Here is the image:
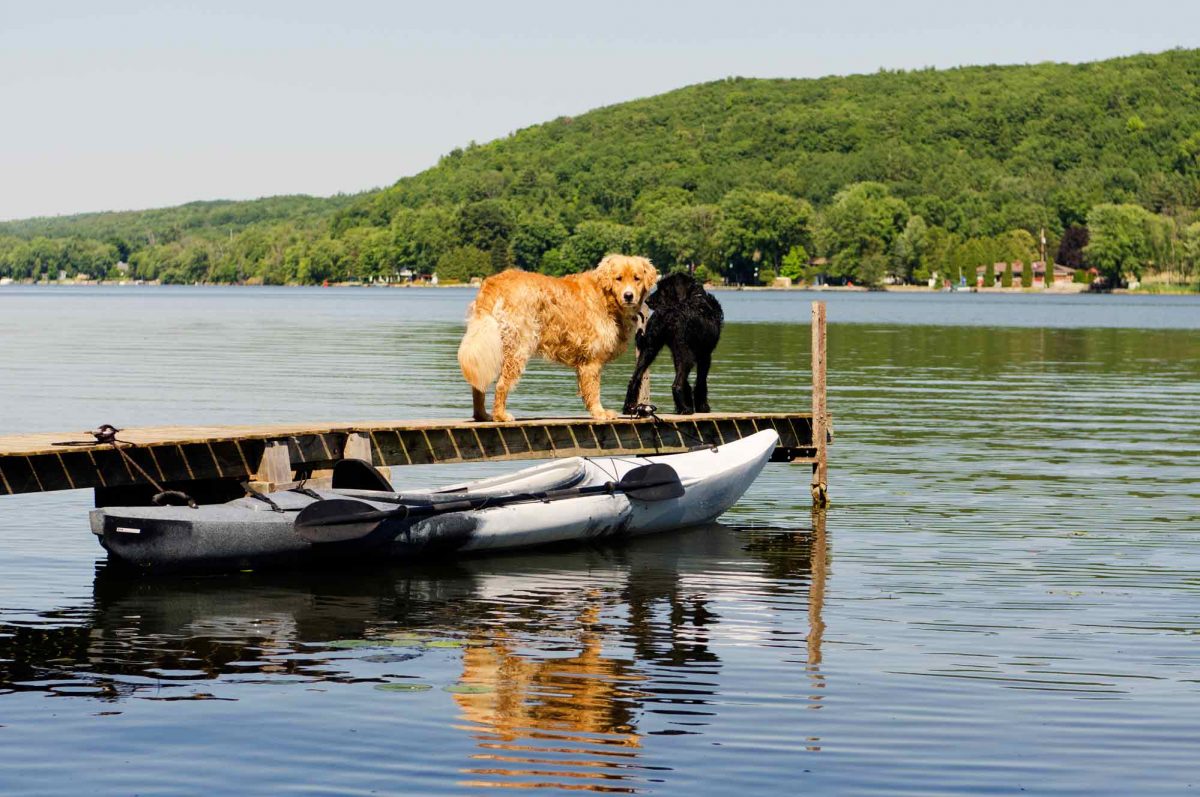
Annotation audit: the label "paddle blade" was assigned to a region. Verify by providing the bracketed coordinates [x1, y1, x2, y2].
[617, 463, 684, 501]
[295, 498, 389, 543]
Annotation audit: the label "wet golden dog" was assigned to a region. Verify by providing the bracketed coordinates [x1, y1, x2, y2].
[458, 255, 658, 422]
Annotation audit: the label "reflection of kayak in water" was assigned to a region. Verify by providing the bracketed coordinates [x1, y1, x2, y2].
[89, 430, 778, 572]
[1, 518, 819, 702]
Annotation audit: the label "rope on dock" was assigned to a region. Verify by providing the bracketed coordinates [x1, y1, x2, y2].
[52, 424, 198, 508]
[626, 404, 718, 452]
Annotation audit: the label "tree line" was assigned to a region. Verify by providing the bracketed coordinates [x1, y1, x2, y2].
[3, 48, 1199, 288]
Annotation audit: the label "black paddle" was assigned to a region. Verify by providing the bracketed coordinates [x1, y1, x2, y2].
[294, 462, 685, 544]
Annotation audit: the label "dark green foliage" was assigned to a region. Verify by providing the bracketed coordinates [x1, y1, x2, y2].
[435, 246, 491, 282]
[3, 49, 1200, 285]
[456, 200, 515, 250]
[1084, 203, 1162, 281]
[1057, 225, 1089, 269]
[555, 221, 635, 275]
[489, 242, 512, 273]
[816, 182, 907, 284]
[718, 189, 813, 283]
[510, 215, 568, 270]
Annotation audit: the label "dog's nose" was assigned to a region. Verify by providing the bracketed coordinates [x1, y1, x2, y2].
[623, 291, 635, 303]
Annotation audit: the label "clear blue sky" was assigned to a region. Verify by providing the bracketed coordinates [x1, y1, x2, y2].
[2, 0, 1197, 221]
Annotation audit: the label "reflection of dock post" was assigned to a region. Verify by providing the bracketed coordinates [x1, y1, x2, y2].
[807, 507, 827, 672]
[810, 301, 829, 506]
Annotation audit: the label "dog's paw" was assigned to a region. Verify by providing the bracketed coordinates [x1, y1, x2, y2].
[591, 408, 619, 420]
[673, 405, 695, 415]
[696, 404, 711, 414]
[493, 410, 515, 423]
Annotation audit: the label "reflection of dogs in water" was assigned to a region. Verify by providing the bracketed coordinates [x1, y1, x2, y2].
[623, 272, 723, 415]
[458, 255, 658, 422]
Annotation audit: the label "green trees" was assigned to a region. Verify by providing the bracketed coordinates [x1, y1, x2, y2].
[510, 215, 567, 271]
[815, 183, 908, 285]
[1182, 222, 1200, 285]
[1084, 203, 1159, 282]
[717, 189, 813, 284]
[390, 207, 455, 270]
[780, 245, 811, 282]
[893, 216, 929, 283]
[435, 246, 491, 282]
[552, 221, 636, 275]
[637, 202, 722, 274]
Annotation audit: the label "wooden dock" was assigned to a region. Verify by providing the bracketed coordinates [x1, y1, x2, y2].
[0, 302, 831, 507]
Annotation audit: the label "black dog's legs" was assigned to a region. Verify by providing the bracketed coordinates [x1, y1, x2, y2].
[623, 332, 666, 414]
[671, 350, 696, 414]
[694, 350, 712, 413]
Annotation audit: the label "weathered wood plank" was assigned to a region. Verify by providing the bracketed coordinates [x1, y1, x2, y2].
[810, 301, 830, 506]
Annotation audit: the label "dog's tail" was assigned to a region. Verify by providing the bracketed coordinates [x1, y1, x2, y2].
[457, 308, 503, 391]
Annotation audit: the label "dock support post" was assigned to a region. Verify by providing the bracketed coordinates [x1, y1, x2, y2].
[341, 431, 392, 485]
[343, 432, 372, 462]
[810, 301, 829, 506]
[249, 439, 292, 492]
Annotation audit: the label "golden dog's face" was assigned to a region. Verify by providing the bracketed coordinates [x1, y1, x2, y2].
[595, 255, 658, 311]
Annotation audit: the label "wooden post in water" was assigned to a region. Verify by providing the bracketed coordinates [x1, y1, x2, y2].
[810, 301, 829, 506]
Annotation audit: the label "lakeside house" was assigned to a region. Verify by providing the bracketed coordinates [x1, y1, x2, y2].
[975, 261, 1077, 287]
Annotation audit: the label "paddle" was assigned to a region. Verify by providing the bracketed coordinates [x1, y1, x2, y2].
[294, 462, 685, 544]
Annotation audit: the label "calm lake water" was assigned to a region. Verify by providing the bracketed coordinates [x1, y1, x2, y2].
[1, 286, 1198, 795]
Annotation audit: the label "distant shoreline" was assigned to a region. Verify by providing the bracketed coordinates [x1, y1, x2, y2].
[1, 279, 1194, 296]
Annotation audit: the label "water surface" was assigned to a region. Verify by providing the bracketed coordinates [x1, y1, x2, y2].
[0, 286, 1197, 795]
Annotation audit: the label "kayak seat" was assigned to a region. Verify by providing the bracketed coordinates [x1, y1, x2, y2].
[332, 458, 395, 492]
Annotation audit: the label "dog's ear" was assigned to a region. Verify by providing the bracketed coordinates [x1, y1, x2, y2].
[646, 289, 663, 310]
[592, 254, 618, 290]
[640, 258, 658, 289]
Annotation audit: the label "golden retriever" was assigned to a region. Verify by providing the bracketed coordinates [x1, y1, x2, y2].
[458, 255, 658, 422]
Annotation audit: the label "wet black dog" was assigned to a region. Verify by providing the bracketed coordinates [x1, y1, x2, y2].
[623, 272, 724, 415]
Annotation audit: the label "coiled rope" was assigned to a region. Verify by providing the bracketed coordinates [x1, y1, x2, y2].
[624, 403, 717, 452]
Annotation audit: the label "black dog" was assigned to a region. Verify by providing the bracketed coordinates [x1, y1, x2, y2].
[623, 272, 724, 415]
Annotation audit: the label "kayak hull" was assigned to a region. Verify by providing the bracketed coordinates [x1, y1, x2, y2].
[90, 429, 778, 572]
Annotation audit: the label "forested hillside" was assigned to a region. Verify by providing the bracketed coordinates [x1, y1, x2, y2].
[3, 48, 1199, 286]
